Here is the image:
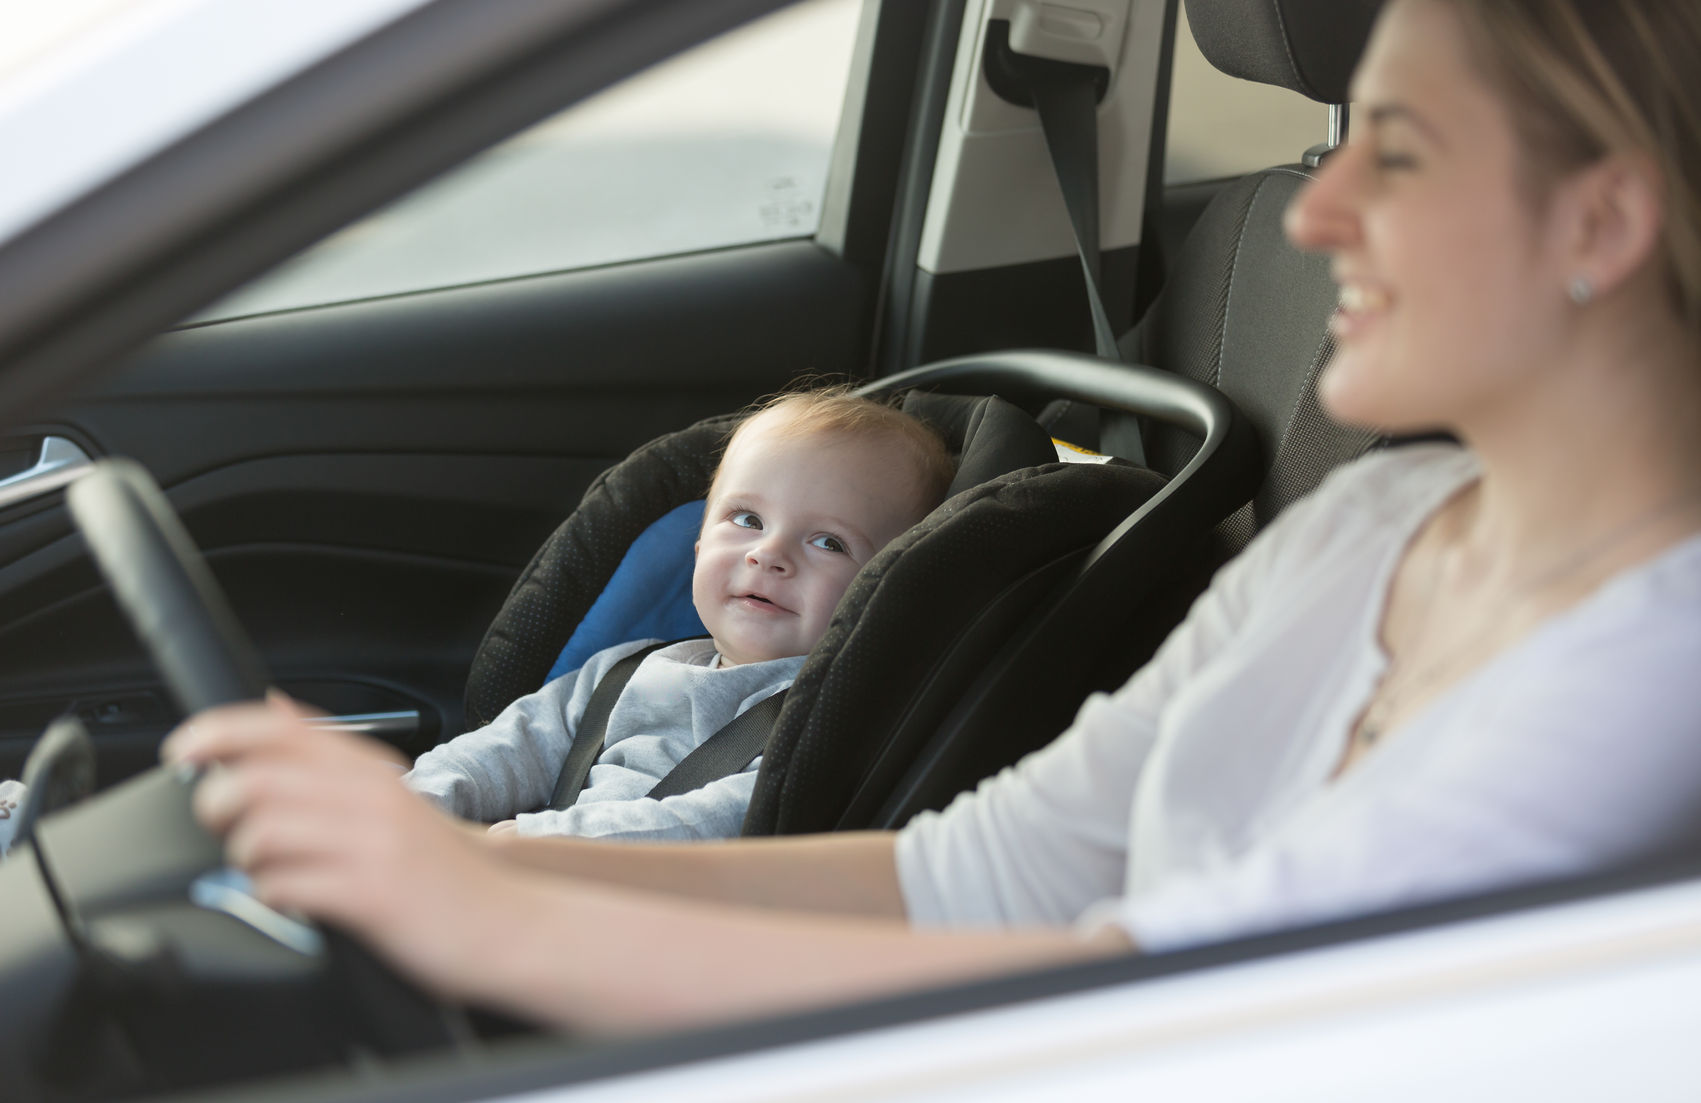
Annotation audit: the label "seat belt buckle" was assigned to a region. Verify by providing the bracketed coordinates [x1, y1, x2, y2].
[983, 4, 1125, 112]
[1009, 0, 1129, 72]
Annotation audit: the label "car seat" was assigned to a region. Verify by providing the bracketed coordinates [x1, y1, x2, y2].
[462, 360, 1258, 819]
[763, 0, 1391, 833]
[1134, 0, 1387, 553]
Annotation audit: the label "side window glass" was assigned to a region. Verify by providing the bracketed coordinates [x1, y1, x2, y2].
[1163, 3, 1328, 184]
[199, 0, 863, 321]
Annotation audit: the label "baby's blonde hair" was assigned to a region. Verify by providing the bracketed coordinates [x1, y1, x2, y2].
[716, 385, 955, 514]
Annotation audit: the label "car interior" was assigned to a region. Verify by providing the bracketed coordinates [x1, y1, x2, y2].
[12, 0, 1652, 1099]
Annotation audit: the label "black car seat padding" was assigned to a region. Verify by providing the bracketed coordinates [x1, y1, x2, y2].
[745, 456, 1165, 836]
[465, 413, 739, 729]
[903, 388, 1059, 496]
[464, 393, 1072, 731]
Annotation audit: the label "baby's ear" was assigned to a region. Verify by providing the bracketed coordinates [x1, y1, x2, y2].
[694, 539, 701, 559]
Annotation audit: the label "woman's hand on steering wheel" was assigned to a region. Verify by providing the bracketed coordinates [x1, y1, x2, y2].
[161, 697, 522, 1003]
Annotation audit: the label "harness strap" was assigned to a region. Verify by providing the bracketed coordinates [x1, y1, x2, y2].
[546, 641, 668, 810]
[547, 642, 790, 810]
[644, 688, 788, 801]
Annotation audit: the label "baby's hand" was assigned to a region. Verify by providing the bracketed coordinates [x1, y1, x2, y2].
[0, 778, 25, 858]
[487, 820, 518, 836]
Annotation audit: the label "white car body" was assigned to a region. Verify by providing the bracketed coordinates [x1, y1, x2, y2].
[1, 2, 1698, 1100]
[0, 0, 427, 245]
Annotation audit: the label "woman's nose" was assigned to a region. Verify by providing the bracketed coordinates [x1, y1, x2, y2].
[1283, 141, 1365, 256]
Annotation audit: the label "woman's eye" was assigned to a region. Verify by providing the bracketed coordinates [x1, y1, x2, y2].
[731, 511, 762, 530]
[1375, 150, 1417, 172]
[810, 534, 847, 554]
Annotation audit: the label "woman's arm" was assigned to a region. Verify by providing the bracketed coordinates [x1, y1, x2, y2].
[483, 827, 909, 917]
[454, 864, 1129, 1033]
[163, 698, 1126, 1033]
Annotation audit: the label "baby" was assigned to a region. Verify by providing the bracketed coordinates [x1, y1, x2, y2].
[402, 390, 952, 841]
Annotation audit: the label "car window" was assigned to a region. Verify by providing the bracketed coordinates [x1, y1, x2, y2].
[1164, 2, 1328, 184]
[0, 0, 143, 78]
[196, 0, 862, 322]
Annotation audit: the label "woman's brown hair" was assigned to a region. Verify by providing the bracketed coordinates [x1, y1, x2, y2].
[1441, 0, 1701, 332]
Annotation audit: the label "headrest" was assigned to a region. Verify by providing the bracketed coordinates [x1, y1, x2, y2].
[900, 392, 1059, 498]
[1184, 0, 1384, 104]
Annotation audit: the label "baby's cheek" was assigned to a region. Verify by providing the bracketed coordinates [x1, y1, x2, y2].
[688, 561, 715, 612]
[815, 571, 861, 624]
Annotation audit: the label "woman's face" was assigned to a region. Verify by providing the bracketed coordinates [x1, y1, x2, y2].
[1284, 0, 1576, 434]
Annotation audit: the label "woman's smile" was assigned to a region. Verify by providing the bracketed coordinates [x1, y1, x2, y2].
[1330, 280, 1394, 341]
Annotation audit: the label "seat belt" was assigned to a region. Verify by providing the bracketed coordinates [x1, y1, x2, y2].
[546, 641, 668, 810]
[1007, 55, 1120, 362]
[546, 642, 790, 810]
[644, 688, 788, 800]
[991, 23, 1144, 463]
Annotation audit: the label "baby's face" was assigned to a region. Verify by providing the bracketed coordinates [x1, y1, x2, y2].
[693, 415, 929, 667]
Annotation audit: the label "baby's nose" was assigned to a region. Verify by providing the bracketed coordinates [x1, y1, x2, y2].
[747, 539, 792, 571]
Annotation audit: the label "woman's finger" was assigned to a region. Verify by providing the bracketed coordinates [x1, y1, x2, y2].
[160, 696, 303, 766]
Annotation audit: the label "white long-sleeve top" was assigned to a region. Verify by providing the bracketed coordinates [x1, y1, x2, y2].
[897, 445, 1701, 950]
[405, 638, 802, 841]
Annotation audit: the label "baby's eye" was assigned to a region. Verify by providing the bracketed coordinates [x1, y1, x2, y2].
[1374, 149, 1418, 172]
[731, 511, 762, 530]
[810, 534, 848, 554]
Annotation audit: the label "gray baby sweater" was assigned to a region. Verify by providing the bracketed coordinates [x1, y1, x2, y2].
[404, 638, 802, 841]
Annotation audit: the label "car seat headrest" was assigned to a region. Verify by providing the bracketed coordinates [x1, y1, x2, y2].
[1183, 0, 1383, 104]
[900, 391, 1060, 497]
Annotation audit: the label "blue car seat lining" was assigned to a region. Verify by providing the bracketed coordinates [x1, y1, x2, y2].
[464, 411, 741, 729]
[545, 500, 706, 682]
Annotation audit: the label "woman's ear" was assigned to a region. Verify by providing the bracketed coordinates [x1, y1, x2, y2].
[1559, 152, 1666, 299]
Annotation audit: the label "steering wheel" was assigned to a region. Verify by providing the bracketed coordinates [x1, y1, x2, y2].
[6, 459, 469, 1095]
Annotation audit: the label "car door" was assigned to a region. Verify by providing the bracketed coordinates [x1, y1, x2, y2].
[0, 0, 938, 784]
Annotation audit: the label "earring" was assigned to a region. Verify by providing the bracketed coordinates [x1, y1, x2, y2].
[1568, 275, 1595, 305]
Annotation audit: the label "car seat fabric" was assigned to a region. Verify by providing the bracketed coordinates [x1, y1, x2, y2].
[1123, 0, 1387, 559]
[544, 500, 707, 684]
[744, 456, 1166, 837]
[464, 413, 740, 730]
[1183, 0, 1381, 103]
[463, 394, 1070, 733]
[903, 388, 1059, 495]
[1124, 168, 1378, 553]
[1075, 18, 1383, 735]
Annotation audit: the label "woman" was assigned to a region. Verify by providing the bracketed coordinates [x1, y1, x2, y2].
[166, 0, 1701, 1034]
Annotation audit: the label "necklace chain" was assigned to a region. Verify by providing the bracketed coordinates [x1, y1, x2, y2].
[1356, 487, 1701, 746]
